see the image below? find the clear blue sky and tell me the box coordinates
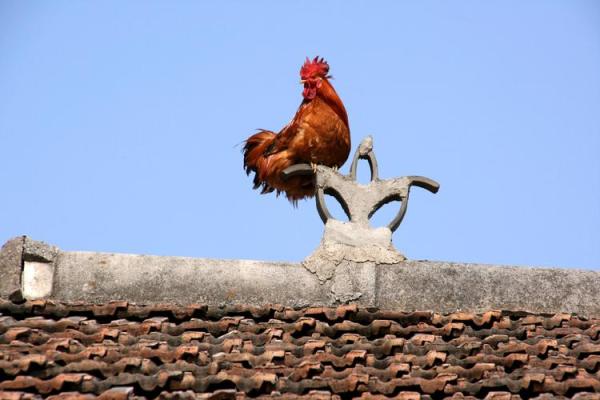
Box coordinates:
[1,1,599,270]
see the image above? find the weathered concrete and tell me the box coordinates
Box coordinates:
[49,251,324,306]
[0,236,24,300]
[1,237,599,315]
[22,261,54,300]
[23,236,59,263]
[377,261,600,315]
[303,220,405,283]
[0,237,60,302]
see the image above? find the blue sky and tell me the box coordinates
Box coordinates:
[1,1,599,270]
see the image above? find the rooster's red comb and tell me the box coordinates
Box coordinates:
[300,56,330,80]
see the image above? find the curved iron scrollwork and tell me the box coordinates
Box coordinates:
[282,136,439,232]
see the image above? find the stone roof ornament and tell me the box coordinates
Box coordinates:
[283,136,440,286]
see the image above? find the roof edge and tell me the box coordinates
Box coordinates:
[2,237,599,316]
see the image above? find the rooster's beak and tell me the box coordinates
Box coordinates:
[300,80,306,84]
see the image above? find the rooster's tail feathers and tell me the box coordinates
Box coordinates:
[243,130,278,192]
[243,130,314,202]
[243,130,275,173]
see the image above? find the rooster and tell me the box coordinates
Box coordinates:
[243,57,351,202]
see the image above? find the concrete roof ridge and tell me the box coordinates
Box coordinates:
[1,236,599,316]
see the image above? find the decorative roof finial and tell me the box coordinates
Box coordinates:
[283,136,439,284]
[283,136,439,232]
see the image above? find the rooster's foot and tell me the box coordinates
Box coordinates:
[310,162,318,174]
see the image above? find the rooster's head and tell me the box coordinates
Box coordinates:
[300,56,330,100]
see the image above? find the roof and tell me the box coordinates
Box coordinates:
[2,232,600,399]
[1,299,600,399]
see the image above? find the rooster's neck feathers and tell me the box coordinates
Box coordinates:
[308,78,349,129]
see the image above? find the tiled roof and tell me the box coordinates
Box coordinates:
[1,300,600,399]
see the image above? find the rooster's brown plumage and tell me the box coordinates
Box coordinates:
[243,57,351,202]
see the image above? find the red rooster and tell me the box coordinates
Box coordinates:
[243,57,351,202]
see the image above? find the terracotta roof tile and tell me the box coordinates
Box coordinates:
[1,299,599,398]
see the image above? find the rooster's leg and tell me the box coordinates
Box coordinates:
[311,162,318,174]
